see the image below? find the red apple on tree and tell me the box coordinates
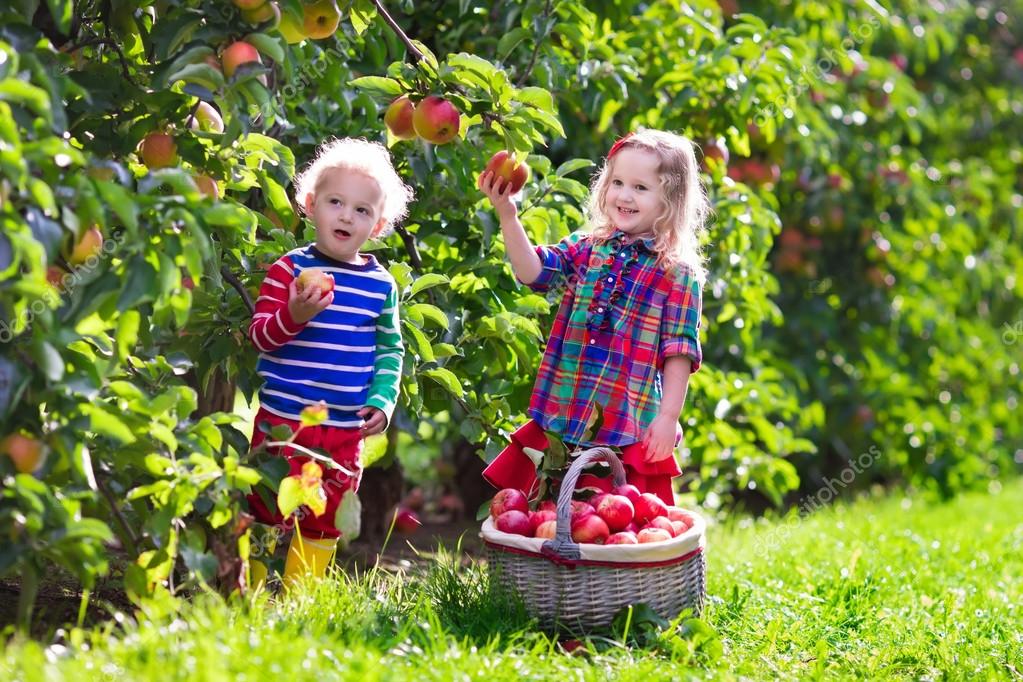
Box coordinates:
[412,95,461,144]
[303,0,341,40]
[0,433,46,474]
[490,487,528,518]
[482,150,531,193]
[221,41,261,78]
[66,226,104,266]
[190,102,224,134]
[139,132,177,169]
[385,95,417,140]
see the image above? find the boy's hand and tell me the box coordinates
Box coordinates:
[287,278,333,324]
[357,406,387,436]
[642,414,680,463]
[478,170,518,223]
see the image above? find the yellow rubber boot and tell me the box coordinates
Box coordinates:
[283,534,337,590]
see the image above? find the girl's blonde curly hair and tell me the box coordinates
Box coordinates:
[587,129,711,283]
[294,137,414,236]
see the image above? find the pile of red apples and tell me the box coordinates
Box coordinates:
[489,486,696,545]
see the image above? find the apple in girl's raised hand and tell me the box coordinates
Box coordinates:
[571,514,610,544]
[296,267,335,298]
[633,493,669,525]
[490,488,528,518]
[611,483,643,506]
[605,531,639,545]
[595,494,635,532]
[482,151,530,194]
[495,510,532,536]
[637,527,672,544]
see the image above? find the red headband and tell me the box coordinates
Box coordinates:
[607,132,635,159]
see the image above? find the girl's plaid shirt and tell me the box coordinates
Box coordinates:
[521,230,703,447]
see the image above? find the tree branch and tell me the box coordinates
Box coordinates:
[95,473,139,556]
[515,0,554,87]
[221,266,255,316]
[394,224,423,272]
[370,0,425,64]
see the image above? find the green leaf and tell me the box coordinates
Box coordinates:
[31,340,64,382]
[517,86,556,114]
[81,405,137,444]
[408,273,449,297]
[556,158,595,177]
[421,367,463,398]
[334,489,362,541]
[277,476,302,518]
[45,0,73,33]
[409,303,448,329]
[348,76,402,97]
[94,180,139,234]
[497,28,531,59]
[244,32,286,65]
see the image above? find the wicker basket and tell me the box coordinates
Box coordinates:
[482,447,706,633]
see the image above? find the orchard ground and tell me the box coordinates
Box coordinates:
[3,476,1020,680]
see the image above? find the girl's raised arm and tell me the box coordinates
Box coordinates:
[479,171,542,284]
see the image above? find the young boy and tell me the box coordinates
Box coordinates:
[246,137,414,586]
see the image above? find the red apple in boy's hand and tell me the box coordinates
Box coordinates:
[637,527,672,544]
[595,494,635,532]
[611,484,642,506]
[605,531,638,545]
[295,267,334,298]
[529,510,557,533]
[645,516,677,537]
[633,493,669,525]
[571,514,610,544]
[490,488,528,518]
[495,510,532,536]
[534,519,558,539]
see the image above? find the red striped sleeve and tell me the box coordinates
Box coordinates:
[248,256,305,352]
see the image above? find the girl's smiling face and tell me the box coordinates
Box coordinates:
[305,167,386,263]
[602,147,664,238]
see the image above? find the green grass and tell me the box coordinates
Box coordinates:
[3,480,1021,681]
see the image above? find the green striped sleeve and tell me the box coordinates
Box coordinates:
[365,282,404,426]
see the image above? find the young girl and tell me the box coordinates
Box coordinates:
[479,129,709,505]
[246,137,413,587]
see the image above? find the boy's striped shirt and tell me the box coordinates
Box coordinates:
[249,245,404,428]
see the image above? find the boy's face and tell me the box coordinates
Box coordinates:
[305,167,386,263]
[602,147,664,238]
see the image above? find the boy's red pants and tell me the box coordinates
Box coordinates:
[246,407,363,540]
[481,419,681,506]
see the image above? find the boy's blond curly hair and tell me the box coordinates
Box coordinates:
[294,137,414,236]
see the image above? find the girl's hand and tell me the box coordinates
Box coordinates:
[642,414,680,463]
[357,406,387,436]
[478,170,518,223]
[287,279,333,324]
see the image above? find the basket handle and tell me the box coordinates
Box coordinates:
[540,446,627,560]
